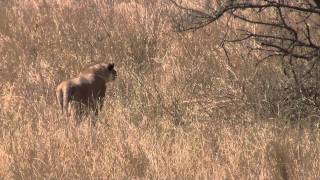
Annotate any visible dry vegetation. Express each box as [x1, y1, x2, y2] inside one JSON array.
[[1, 0, 320, 179]]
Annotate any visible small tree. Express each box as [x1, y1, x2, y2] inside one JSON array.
[[170, 0, 320, 120]]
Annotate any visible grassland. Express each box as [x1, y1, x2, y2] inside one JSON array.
[[1, 0, 320, 179]]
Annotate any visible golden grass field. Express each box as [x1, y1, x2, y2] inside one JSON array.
[[1, 0, 320, 179]]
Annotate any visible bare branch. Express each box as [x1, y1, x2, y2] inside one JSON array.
[[170, 0, 320, 31], [170, 0, 320, 109]]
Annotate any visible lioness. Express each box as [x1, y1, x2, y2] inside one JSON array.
[[56, 63, 117, 125]]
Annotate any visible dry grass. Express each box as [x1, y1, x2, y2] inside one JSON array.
[[1, 0, 320, 179]]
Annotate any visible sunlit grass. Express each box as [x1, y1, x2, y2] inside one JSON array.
[[1, 0, 320, 179]]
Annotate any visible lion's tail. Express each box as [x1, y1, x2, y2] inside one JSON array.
[[56, 86, 64, 113]]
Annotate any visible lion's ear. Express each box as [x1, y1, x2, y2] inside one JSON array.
[[108, 63, 114, 70]]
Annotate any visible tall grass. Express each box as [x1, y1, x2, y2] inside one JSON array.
[[1, 0, 320, 179]]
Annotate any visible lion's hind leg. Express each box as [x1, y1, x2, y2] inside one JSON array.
[[68, 101, 84, 126]]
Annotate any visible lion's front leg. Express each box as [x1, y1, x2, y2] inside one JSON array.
[[92, 98, 105, 126]]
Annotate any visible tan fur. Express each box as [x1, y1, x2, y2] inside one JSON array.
[[56, 63, 117, 125]]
